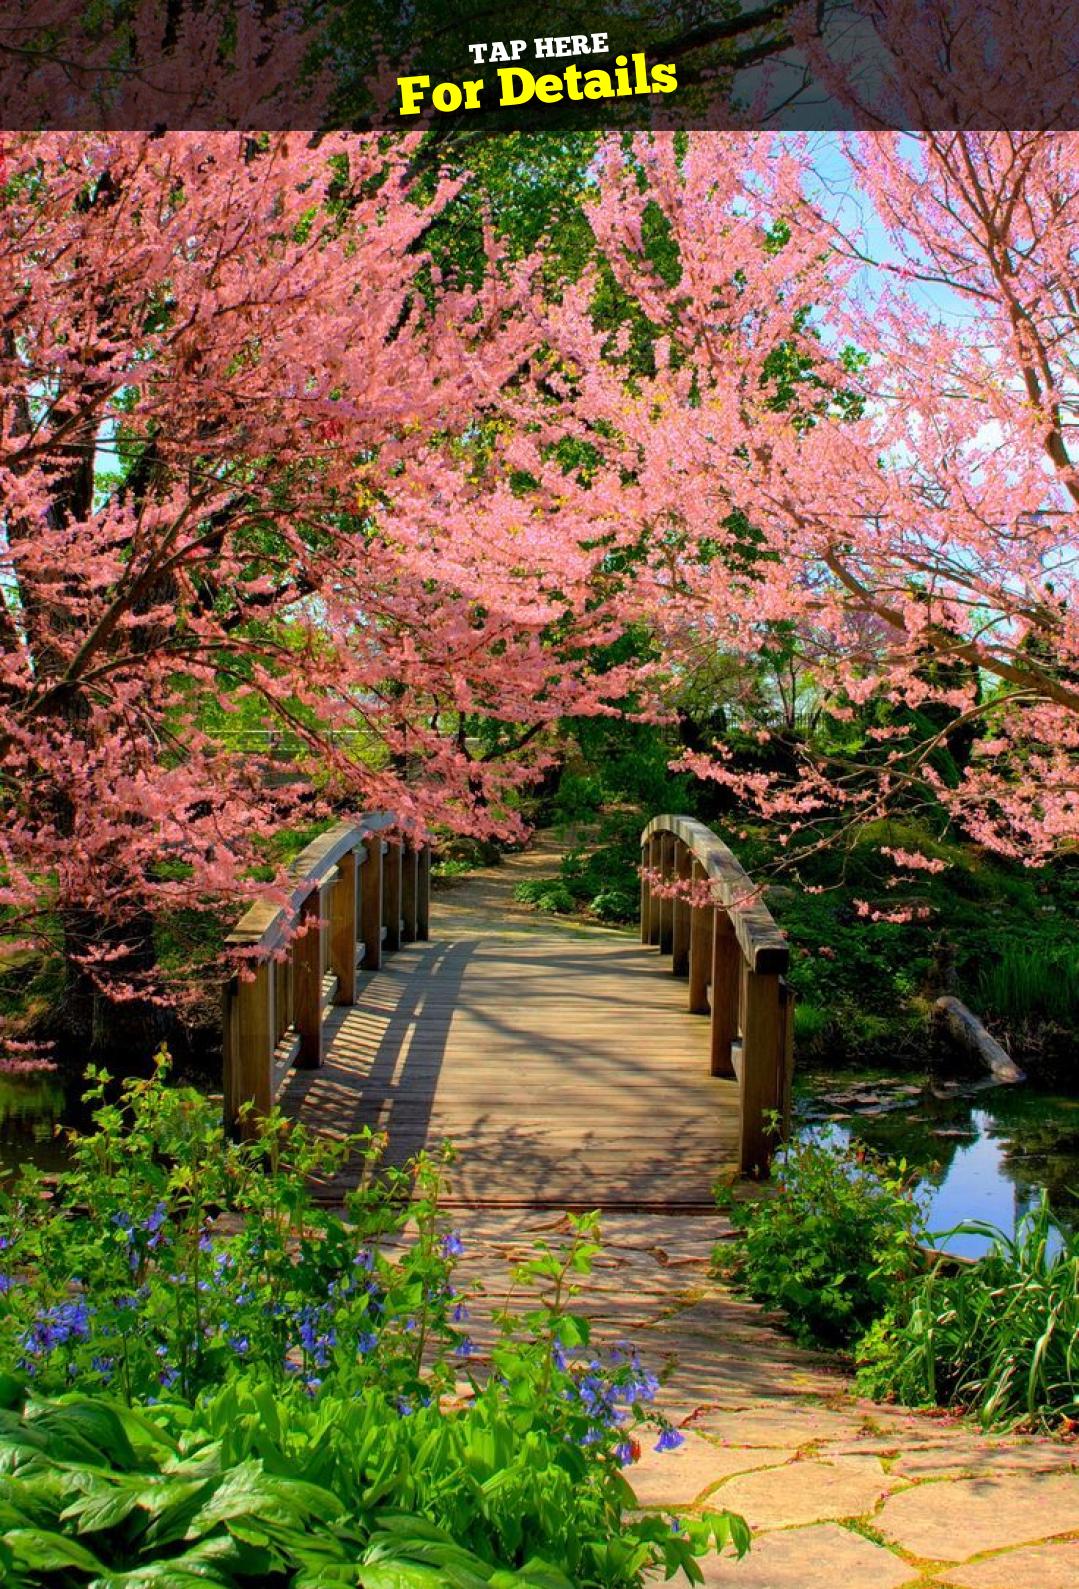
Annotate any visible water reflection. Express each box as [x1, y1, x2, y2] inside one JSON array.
[[796, 1073, 1078, 1259], [0, 1072, 83, 1174]]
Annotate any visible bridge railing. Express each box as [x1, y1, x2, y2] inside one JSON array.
[[640, 814, 793, 1175], [223, 815, 431, 1133]]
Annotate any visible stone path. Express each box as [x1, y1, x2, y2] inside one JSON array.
[[355, 845, 1078, 1586], [442, 1207, 1078, 1588]]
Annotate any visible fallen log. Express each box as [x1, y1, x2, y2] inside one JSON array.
[[931, 995, 1025, 1084]]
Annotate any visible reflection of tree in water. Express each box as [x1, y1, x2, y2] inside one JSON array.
[[985, 1105, 1079, 1224], [797, 1072, 1079, 1233], [0, 1075, 70, 1172]]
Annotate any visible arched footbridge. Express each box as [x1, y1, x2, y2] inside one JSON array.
[[224, 815, 793, 1207]]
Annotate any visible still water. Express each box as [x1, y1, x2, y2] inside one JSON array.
[[795, 1070, 1078, 1258]]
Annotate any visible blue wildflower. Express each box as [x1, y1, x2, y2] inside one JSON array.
[[228, 1336, 250, 1357], [551, 1340, 568, 1373], [654, 1428, 685, 1453], [440, 1232, 464, 1259], [451, 1302, 469, 1323], [354, 1248, 375, 1272], [623, 1370, 660, 1404], [23, 1299, 92, 1355], [198, 1231, 213, 1253], [396, 1397, 413, 1417], [615, 1442, 636, 1467], [0, 1274, 15, 1294], [454, 1337, 474, 1359], [356, 1333, 377, 1354]]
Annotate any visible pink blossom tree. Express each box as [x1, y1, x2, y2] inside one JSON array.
[[0, 130, 647, 1059], [540, 131, 1079, 869]]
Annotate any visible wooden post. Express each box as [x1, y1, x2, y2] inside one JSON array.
[[294, 886, 324, 1069], [330, 849, 359, 1006], [224, 958, 274, 1132], [740, 968, 784, 1175], [361, 834, 383, 971], [709, 910, 739, 1078], [671, 841, 692, 976], [688, 866, 713, 1014], [779, 977, 796, 1133], [401, 843, 419, 942], [639, 840, 651, 943], [658, 833, 675, 955], [644, 834, 661, 945], [383, 839, 402, 952], [416, 847, 431, 941]]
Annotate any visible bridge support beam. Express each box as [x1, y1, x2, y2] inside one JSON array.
[[330, 850, 359, 1005], [417, 849, 431, 941], [740, 968, 783, 1175], [672, 841, 692, 977], [361, 835, 384, 971], [646, 834, 663, 945], [658, 833, 676, 954], [710, 910, 739, 1078], [383, 839, 402, 952], [402, 843, 419, 942], [688, 867, 713, 1014], [224, 960, 274, 1132], [294, 886, 324, 1069]]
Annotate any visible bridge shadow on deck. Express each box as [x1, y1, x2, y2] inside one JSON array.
[[282, 909, 739, 1208]]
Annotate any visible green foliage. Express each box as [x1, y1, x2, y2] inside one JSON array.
[[0, 1059, 750, 1584], [551, 775, 604, 827], [588, 892, 638, 926], [432, 858, 474, 880], [977, 944, 1079, 1029], [723, 1132, 926, 1349], [856, 1198, 1079, 1430], [0, 1378, 747, 1587], [514, 880, 577, 915]]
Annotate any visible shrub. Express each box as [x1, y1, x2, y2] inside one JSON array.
[[856, 1197, 1079, 1430], [552, 773, 604, 827], [432, 857, 474, 880], [589, 890, 638, 924], [721, 1132, 926, 1348], [0, 1059, 750, 1584], [514, 880, 577, 915]]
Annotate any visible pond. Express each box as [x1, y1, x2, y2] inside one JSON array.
[[0, 1071, 86, 1175], [795, 1068, 1079, 1259]]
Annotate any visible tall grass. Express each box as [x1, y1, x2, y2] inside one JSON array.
[[858, 1196, 1079, 1429], [977, 944, 1079, 1027]]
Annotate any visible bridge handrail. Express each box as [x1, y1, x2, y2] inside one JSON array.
[[223, 813, 431, 1132], [640, 814, 793, 1175]]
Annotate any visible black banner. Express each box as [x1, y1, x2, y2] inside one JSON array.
[[2, 1, 1077, 130]]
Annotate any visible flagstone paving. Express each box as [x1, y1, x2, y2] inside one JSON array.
[[336, 851, 1076, 1585], [444, 1207, 1077, 1589]]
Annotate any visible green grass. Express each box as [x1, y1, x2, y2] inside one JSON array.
[[857, 1196, 1079, 1429], [978, 944, 1079, 1027]]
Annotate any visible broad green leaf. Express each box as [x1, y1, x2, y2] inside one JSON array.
[[60, 1480, 142, 1533], [4, 1525, 107, 1573]]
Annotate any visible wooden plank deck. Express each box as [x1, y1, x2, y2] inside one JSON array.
[[281, 848, 740, 1207]]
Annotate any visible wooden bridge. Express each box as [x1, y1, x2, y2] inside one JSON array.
[[223, 816, 793, 1205]]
